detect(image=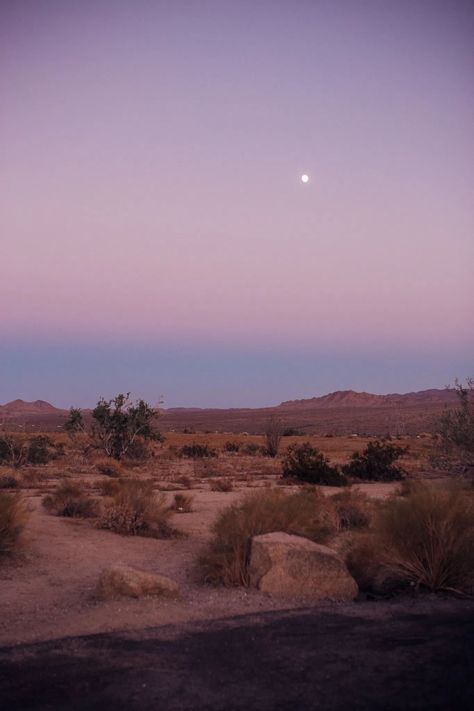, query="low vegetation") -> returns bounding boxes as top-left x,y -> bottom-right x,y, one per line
437,378 -> 474,465
180,443 -> 217,459
210,478 -> 233,492
65,393 -> 162,460
95,457 -> 124,477
98,479 -> 177,537
199,488 -> 338,586
0,492 -> 28,557
0,435 -> 55,468
331,489 -> 373,530
43,481 -> 98,518
172,493 -> 194,513
282,442 -> 348,486
342,439 -> 407,481
347,483 -> 474,595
